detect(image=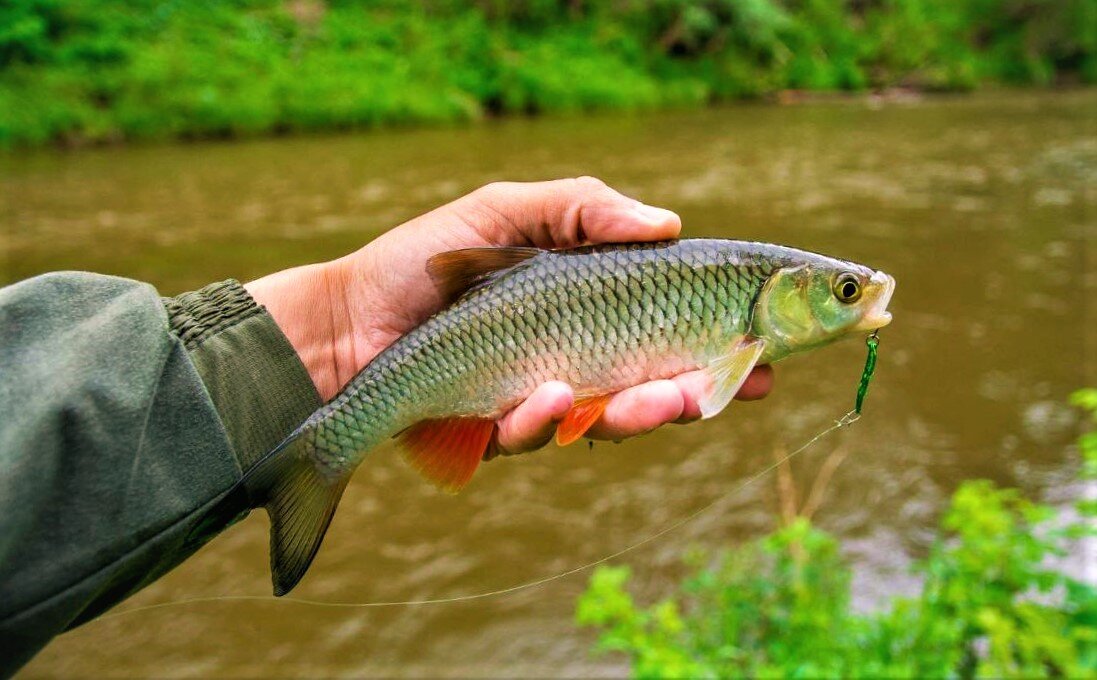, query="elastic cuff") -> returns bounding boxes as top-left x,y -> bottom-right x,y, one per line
163,280 -> 264,350
164,280 -> 322,472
